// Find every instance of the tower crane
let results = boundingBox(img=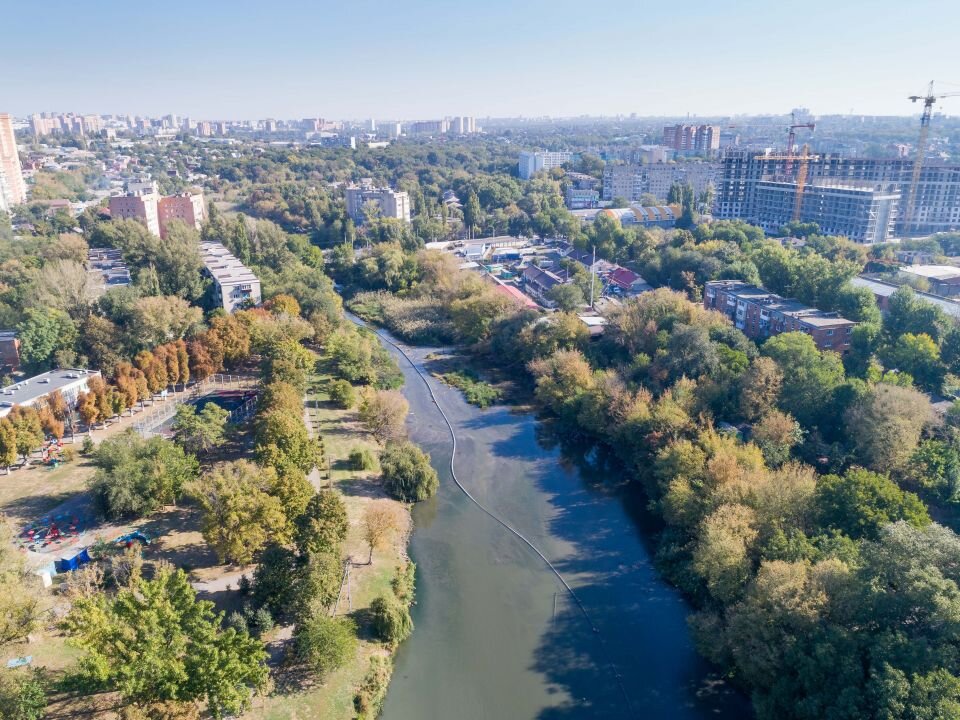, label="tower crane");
[904,81,960,234]
[785,114,816,175]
